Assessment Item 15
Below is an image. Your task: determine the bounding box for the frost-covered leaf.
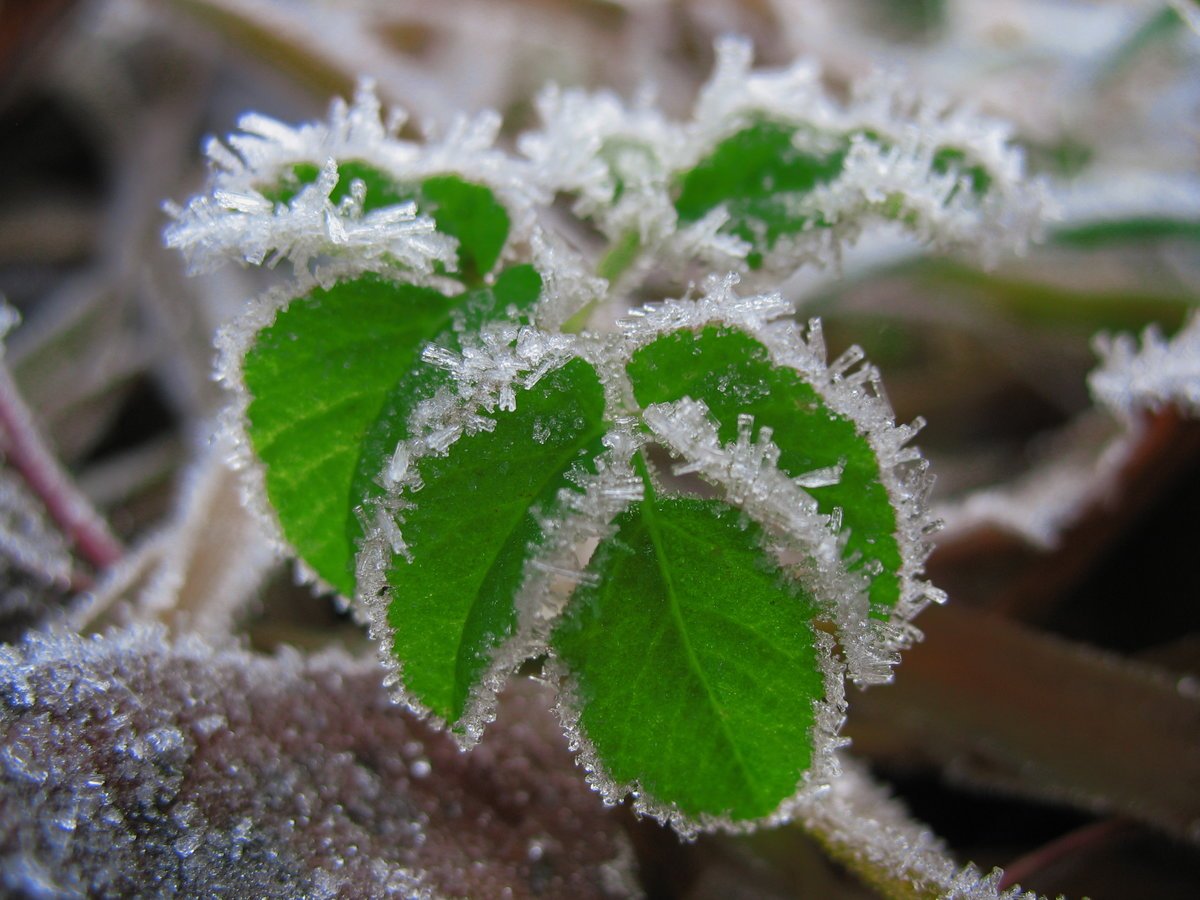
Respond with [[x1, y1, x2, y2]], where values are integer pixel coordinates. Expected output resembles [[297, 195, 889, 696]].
[[629, 325, 898, 618], [674, 119, 848, 269], [357, 357, 607, 741], [230, 268, 541, 598], [165, 81, 537, 282], [265, 164, 511, 281], [0, 628, 637, 899], [621, 277, 939, 684], [551, 458, 842, 830], [519, 36, 1044, 277], [349, 265, 543, 556]]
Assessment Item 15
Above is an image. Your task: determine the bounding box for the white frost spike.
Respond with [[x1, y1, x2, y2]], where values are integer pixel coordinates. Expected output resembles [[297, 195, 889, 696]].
[[519, 84, 686, 248], [690, 35, 837, 146], [527, 232, 609, 332], [1090, 312, 1200, 421], [619, 272, 798, 343], [415, 324, 579, 428], [518, 423, 644, 634]]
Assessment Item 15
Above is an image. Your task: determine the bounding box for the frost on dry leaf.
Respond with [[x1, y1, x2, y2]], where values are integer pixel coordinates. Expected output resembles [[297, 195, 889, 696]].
[[0, 627, 638, 900], [1090, 311, 1200, 421], [939, 312, 1200, 550]]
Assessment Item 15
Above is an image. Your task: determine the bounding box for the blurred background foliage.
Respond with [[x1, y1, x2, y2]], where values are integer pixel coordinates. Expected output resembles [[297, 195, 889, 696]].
[[0, 1, 1198, 897]]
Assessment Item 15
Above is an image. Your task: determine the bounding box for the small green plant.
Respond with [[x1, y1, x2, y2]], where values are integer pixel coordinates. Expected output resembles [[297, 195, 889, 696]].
[[166, 38, 1043, 838]]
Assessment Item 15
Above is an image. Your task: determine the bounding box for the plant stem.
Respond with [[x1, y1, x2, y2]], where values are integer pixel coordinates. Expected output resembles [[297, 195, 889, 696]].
[[562, 230, 643, 334], [596, 229, 641, 284], [0, 362, 123, 570], [998, 818, 1128, 890], [797, 758, 1029, 900]]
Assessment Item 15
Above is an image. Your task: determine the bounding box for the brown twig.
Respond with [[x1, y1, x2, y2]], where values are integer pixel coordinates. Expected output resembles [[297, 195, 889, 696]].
[[0, 361, 123, 570]]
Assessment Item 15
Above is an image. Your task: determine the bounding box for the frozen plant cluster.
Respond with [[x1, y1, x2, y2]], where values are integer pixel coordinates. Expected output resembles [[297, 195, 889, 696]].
[[165, 33, 1044, 858], [166, 37, 1046, 288]]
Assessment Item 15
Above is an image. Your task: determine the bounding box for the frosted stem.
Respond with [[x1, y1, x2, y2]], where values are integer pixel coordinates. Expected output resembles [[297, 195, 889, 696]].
[[797, 758, 1035, 900], [0, 363, 123, 571]]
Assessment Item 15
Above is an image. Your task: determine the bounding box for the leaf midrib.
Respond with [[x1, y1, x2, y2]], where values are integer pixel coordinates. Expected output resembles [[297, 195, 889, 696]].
[[634, 471, 767, 810]]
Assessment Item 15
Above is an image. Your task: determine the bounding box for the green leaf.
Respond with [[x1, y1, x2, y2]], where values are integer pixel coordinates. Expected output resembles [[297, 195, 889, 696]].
[[552, 458, 826, 822], [381, 357, 608, 729], [241, 267, 542, 598], [348, 265, 544, 563], [242, 276, 456, 597], [674, 120, 847, 268], [262, 163, 510, 280], [420, 174, 510, 282], [931, 147, 993, 198], [627, 325, 903, 617]]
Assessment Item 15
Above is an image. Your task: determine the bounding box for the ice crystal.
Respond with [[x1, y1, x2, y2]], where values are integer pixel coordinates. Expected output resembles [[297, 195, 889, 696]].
[[0, 627, 637, 899]]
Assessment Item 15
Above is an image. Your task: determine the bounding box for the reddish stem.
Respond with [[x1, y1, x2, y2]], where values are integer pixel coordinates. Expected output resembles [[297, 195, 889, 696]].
[[0, 362, 123, 570], [998, 818, 1128, 890]]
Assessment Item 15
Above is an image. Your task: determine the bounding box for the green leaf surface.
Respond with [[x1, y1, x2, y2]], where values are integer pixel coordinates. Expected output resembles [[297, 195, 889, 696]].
[[628, 325, 902, 616], [552, 463, 824, 822], [674, 120, 847, 268], [242, 267, 542, 598], [242, 276, 456, 597], [419, 174, 510, 282], [385, 358, 608, 727], [263, 162, 510, 280], [348, 265, 543, 563]]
